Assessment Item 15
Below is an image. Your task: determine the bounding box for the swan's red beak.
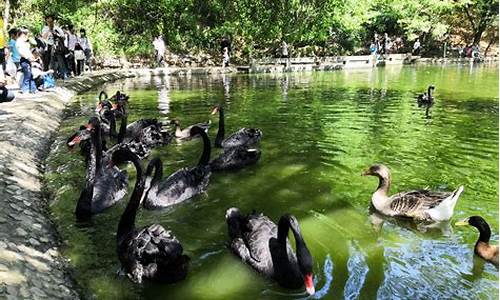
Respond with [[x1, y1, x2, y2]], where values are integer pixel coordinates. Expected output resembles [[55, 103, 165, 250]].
[[95, 103, 102, 112], [68, 136, 81, 147], [304, 273, 315, 295], [210, 107, 219, 115], [111, 103, 118, 110]]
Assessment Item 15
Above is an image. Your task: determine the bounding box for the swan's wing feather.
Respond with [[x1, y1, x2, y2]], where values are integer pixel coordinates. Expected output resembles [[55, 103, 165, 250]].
[[91, 167, 128, 213], [243, 214, 276, 273], [222, 128, 262, 148], [146, 167, 210, 208], [210, 147, 261, 171], [389, 190, 452, 215], [123, 224, 188, 282]]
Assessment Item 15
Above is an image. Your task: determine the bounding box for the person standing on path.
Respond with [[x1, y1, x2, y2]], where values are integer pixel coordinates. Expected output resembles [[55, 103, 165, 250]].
[[42, 15, 67, 78], [17, 29, 37, 94], [369, 42, 378, 67], [412, 39, 421, 56], [8, 28, 20, 69], [382, 33, 391, 55], [222, 47, 230, 67], [78, 29, 93, 73], [221, 36, 231, 67], [281, 41, 289, 58], [65, 24, 78, 76], [153, 36, 166, 67], [0, 18, 9, 73]]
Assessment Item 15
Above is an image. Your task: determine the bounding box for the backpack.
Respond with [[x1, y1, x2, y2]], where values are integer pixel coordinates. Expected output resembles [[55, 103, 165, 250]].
[[43, 74, 56, 88]]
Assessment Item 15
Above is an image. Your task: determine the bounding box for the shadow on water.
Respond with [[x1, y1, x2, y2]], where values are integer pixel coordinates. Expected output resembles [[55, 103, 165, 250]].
[[44, 65, 499, 299]]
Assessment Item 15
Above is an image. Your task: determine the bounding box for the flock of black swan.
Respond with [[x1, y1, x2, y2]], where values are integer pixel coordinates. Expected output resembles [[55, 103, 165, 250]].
[[64, 87, 497, 296]]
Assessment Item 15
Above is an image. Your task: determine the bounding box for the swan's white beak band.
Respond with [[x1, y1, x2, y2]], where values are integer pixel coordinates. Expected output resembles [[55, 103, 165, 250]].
[[68, 136, 81, 147], [304, 273, 315, 295]]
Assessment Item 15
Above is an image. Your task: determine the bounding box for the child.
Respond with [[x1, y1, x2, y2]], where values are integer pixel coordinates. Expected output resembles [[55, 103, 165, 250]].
[[74, 43, 85, 76]]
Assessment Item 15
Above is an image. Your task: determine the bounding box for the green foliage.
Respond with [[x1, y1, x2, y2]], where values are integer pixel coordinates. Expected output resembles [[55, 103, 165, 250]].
[[3, 0, 498, 59]]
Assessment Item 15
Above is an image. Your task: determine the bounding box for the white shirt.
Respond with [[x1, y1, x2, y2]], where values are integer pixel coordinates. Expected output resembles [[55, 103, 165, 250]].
[[67, 33, 78, 51], [41, 25, 63, 45], [413, 41, 420, 49], [16, 39, 34, 60], [282, 43, 288, 56], [79, 37, 92, 51], [75, 50, 85, 60], [153, 38, 165, 54]]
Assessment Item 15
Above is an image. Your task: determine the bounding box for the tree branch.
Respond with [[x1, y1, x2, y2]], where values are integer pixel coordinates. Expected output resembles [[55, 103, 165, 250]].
[[464, 3, 476, 31]]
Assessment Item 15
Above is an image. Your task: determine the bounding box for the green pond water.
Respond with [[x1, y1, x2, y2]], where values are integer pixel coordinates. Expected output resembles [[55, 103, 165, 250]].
[[45, 65, 499, 300]]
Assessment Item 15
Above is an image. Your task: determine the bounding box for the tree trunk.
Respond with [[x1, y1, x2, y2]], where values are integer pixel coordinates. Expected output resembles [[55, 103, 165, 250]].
[[472, 26, 486, 45], [484, 35, 497, 57]]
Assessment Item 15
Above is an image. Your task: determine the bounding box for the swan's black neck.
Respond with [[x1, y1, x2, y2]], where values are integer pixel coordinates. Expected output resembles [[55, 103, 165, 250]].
[[277, 215, 312, 274], [146, 157, 163, 186], [198, 130, 211, 166], [92, 122, 103, 172], [427, 87, 433, 98], [109, 112, 117, 139], [75, 181, 94, 221], [117, 155, 145, 240], [99, 91, 108, 102], [118, 114, 127, 143], [215, 106, 225, 148]]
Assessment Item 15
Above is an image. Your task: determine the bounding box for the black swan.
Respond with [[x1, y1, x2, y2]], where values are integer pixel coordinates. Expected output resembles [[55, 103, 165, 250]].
[[209, 146, 261, 171], [109, 91, 129, 119], [96, 91, 113, 114], [75, 117, 128, 221], [142, 126, 211, 209], [111, 148, 190, 283], [67, 123, 109, 164], [211, 105, 262, 148], [226, 208, 315, 295], [68, 116, 171, 161], [417, 85, 435, 105], [170, 119, 210, 140]]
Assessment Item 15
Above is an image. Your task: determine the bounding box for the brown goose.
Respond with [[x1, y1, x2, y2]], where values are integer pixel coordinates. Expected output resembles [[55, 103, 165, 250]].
[[362, 164, 463, 221]]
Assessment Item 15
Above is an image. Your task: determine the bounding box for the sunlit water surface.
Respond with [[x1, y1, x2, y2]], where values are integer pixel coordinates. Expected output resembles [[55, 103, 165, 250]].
[[46, 65, 499, 299]]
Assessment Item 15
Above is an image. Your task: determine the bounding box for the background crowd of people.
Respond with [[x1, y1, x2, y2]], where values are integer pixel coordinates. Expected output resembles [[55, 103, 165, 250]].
[[0, 14, 93, 98]]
